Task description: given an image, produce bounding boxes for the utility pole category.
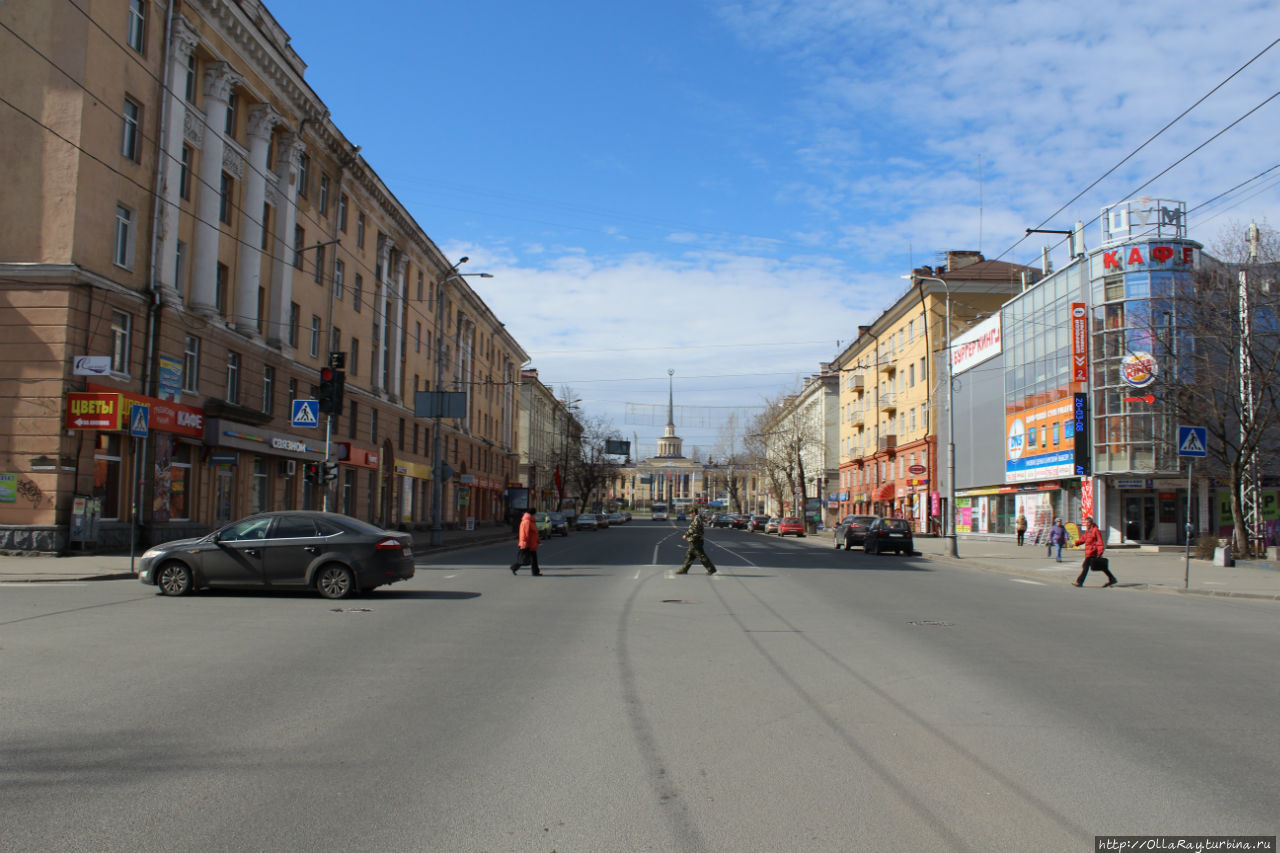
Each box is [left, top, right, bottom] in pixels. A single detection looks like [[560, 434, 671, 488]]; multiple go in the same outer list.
[[1239, 222, 1263, 556]]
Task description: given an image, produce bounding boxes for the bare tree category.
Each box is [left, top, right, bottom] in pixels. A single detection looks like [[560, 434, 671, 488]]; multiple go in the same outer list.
[[748, 392, 821, 515], [567, 413, 626, 513], [1138, 221, 1280, 556]]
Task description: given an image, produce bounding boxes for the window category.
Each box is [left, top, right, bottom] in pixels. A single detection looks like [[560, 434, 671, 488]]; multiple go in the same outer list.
[[215, 263, 228, 316], [122, 97, 141, 161], [288, 302, 299, 348], [294, 226, 304, 268], [184, 53, 197, 102], [332, 327, 342, 357], [398, 418, 405, 451], [110, 311, 131, 374], [310, 315, 322, 358], [179, 145, 192, 200], [319, 174, 330, 216], [353, 274, 363, 312], [334, 260, 345, 300], [909, 363, 915, 386], [225, 352, 240, 403], [338, 194, 348, 232], [313, 245, 325, 285], [170, 444, 192, 521], [94, 433, 123, 520], [297, 153, 310, 199], [127, 0, 146, 53], [415, 322, 421, 353], [371, 408, 378, 444], [182, 335, 200, 392], [113, 205, 133, 268], [351, 338, 359, 377], [262, 365, 275, 414], [260, 203, 271, 249], [224, 91, 238, 138], [356, 212, 365, 248], [417, 272, 424, 302], [251, 456, 269, 514], [174, 240, 187, 299], [219, 172, 233, 224], [288, 377, 297, 404]]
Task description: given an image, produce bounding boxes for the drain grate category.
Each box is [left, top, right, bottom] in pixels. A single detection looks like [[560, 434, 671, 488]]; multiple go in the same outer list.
[[907, 620, 953, 627]]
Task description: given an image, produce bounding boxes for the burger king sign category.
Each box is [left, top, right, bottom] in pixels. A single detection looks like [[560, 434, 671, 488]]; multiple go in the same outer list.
[[1121, 351, 1158, 388]]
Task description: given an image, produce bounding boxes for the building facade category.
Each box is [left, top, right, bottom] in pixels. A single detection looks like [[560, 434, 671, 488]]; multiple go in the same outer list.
[[517, 369, 582, 512], [0, 0, 525, 550]]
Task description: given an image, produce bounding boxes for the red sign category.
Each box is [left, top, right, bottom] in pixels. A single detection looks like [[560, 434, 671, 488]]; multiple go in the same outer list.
[[908, 464, 926, 475], [87, 383, 204, 437], [1081, 476, 1094, 521], [65, 392, 122, 430], [1070, 302, 1089, 382]]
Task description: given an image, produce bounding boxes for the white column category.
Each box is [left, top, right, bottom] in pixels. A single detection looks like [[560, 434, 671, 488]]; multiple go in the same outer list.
[[233, 105, 281, 338], [390, 255, 408, 400], [266, 133, 303, 350], [376, 238, 393, 392], [188, 62, 240, 318], [155, 17, 199, 309]]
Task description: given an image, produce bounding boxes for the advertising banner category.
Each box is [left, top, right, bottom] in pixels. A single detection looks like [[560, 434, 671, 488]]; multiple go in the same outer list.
[[951, 313, 1002, 375], [65, 392, 122, 430], [1071, 302, 1089, 382], [1006, 396, 1078, 483]]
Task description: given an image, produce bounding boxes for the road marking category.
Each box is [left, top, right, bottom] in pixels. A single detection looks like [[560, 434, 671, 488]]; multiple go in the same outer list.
[[1010, 578, 1046, 586], [443, 574, 457, 579]]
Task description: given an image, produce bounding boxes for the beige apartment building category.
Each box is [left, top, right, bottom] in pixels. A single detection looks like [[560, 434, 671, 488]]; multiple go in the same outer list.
[[517, 369, 582, 511], [0, 0, 525, 550], [832, 252, 1036, 531]]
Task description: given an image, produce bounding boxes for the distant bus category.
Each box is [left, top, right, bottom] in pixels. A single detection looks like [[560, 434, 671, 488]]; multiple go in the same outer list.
[[651, 503, 669, 520]]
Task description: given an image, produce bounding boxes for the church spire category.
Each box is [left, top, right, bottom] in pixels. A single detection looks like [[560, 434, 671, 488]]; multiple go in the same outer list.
[[667, 368, 675, 430], [657, 368, 684, 458]]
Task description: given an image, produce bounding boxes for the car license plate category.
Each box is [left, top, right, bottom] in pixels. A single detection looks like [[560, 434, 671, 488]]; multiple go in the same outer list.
[[889, 533, 903, 537]]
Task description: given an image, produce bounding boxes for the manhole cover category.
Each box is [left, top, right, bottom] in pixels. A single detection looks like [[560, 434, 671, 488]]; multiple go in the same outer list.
[[907, 620, 953, 627]]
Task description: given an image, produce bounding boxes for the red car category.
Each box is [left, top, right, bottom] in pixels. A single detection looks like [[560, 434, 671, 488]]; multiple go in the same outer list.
[[778, 517, 805, 537]]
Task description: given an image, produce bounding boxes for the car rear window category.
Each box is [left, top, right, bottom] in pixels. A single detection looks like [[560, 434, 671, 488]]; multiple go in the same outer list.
[[882, 519, 912, 531]]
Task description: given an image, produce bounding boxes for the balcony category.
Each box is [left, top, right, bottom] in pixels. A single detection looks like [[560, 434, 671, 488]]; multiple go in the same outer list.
[[849, 408, 865, 427], [879, 392, 896, 412], [878, 434, 898, 452], [847, 374, 865, 393], [879, 360, 897, 376]]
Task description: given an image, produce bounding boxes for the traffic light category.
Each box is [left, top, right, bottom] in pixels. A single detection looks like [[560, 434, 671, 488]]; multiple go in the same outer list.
[[324, 461, 339, 482], [317, 368, 335, 414], [304, 462, 321, 484]]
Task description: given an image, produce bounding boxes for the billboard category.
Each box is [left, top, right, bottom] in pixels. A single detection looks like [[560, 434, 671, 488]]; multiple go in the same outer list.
[[1006, 396, 1078, 483], [951, 313, 1001, 375]]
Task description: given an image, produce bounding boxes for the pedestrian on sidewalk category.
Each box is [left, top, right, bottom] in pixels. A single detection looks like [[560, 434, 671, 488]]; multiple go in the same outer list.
[[1016, 512, 1028, 546], [1048, 517, 1067, 562], [510, 511, 542, 576], [1072, 516, 1116, 587], [676, 511, 716, 575]]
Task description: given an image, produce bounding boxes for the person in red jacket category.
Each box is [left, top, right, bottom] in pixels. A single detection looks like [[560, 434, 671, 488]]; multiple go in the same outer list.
[[1072, 516, 1116, 587], [510, 512, 542, 576]]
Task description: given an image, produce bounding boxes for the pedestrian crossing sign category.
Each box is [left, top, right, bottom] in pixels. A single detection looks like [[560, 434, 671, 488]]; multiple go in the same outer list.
[[129, 404, 149, 438], [291, 399, 320, 428], [1177, 425, 1207, 458]]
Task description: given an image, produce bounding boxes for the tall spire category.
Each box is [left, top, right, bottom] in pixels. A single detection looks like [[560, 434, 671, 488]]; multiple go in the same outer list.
[[667, 368, 675, 429], [656, 368, 684, 457]]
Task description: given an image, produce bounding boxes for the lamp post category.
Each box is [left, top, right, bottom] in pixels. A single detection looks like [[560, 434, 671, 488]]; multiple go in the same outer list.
[[906, 273, 959, 558], [428, 258, 493, 546]]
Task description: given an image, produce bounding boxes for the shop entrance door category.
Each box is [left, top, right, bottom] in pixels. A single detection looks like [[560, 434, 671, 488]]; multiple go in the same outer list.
[[215, 466, 234, 526], [1123, 494, 1156, 542]]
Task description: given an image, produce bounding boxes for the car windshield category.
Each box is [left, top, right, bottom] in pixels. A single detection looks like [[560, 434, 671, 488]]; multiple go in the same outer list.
[[550, 513, 566, 521], [536, 513, 550, 522]]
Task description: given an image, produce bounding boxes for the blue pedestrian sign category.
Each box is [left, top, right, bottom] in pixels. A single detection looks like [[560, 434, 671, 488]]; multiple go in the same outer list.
[[129, 404, 150, 438], [1177, 425, 1207, 458], [291, 399, 320, 428]]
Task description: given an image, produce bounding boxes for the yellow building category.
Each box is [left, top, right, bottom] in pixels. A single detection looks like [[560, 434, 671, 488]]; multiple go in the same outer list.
[[832, 252, 1036, 531], [0, 0, 525, 549]]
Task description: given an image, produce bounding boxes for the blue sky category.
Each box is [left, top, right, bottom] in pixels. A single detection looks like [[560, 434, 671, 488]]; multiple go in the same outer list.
[[269, 0, 1280, 458]]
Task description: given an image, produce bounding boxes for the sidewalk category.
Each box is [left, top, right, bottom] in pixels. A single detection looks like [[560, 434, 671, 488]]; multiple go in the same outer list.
[[0, 525, 513, 583], [907, 535, 1280, 601]]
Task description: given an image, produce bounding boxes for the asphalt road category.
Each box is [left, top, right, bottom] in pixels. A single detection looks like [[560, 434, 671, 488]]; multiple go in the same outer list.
[[2, 522, 1277, 852]]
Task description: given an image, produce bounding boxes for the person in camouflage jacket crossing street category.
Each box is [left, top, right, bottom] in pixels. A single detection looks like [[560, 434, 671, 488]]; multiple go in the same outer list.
[[676, 511, 716, 575]]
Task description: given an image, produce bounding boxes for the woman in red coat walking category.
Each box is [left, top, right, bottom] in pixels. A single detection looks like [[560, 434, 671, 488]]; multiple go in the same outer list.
[[510, 512, 541, 576], [1072, 516, 1116, 587]]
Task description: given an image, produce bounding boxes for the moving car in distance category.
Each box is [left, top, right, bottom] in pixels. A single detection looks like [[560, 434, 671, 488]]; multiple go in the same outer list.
[[607, 512, 625, 526], [731, 514, 749, 529], [547, 511, 570, 536], [863, 517, 915, 555], [651, 503, 669, 521], [764, 517, 781, 534], [535, 512, 552, 537], [748, 515, 770, 532], [832, 515, 877, 549], [137, 511, 413, 600], [711, 513, 733, 528], [778, 517, 805, 537], [575, 513, 600, 531]]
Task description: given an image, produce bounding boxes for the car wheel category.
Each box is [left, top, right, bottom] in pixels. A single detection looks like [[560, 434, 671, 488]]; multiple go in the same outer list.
[[156, 561, 193, 596], [834, 536, 842, 549], [316, 564, 356, 599]]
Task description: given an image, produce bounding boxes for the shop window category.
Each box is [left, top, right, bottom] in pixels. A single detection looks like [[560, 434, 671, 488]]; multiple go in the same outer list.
[[93, 433, 123, 520], [170, 444, 192, 521], [251, 456, 269, 514]]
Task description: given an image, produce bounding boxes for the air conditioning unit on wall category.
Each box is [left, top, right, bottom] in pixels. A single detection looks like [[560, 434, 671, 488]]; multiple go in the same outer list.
[[280, 459, 296, 476]]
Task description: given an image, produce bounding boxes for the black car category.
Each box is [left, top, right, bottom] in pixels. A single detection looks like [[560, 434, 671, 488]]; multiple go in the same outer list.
[[711, 513, 733, 528], [730, 514, 749, 529], [863, 517, 915, 555], [748, 515, 770, 532], [137, 511, 414, 599], [832, 514, 877, 549], [547, 511, 570, 536]]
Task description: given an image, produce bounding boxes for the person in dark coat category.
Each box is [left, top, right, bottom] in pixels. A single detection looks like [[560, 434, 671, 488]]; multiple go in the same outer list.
[[1016, 512, 1028, 546], [510, 512, 541, 576], [1073, 516, 1116, 587], [676, 511, 716, 575], [1048, 518, 1068, 562]]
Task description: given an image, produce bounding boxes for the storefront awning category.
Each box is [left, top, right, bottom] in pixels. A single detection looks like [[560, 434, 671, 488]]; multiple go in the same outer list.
[[874, 483, 897, 502]]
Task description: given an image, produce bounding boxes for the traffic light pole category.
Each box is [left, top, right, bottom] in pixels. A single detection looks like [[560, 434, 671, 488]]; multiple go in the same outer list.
[[323, 413, 332, 512]]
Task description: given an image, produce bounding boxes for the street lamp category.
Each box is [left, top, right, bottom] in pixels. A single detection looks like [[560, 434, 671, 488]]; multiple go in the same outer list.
[[428, 257, 494, 546], [905, 273, 959, 558]]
